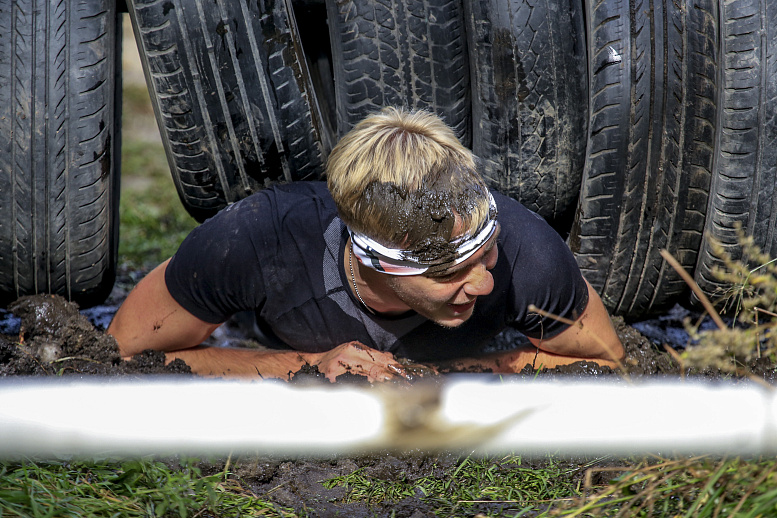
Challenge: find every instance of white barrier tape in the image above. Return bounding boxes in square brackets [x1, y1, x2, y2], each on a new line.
[0, 377, 773, 457]
[0, 379, 383, 457]
[441, 381, 773, 455]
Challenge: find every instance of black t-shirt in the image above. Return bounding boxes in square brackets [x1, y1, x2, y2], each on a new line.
[165, 182, 588, 361]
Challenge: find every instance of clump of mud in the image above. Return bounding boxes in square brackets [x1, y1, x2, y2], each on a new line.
[0, 294, 190, 377]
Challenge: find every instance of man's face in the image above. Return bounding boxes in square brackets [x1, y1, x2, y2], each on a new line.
[386, 225, 500, 328]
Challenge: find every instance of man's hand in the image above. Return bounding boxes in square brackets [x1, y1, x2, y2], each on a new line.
[307, 341, 429, 383]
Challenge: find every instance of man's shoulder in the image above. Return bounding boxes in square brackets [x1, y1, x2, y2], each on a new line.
[183, 181, 338, 253]
[235, 181, 333, 210]
[491, 189, 578, 277]
[212, 181, 335, 224]
[491, 190, 548, 227]
[488, 191, 587, 339]
[492, 191, 561, 252]
[268, 180, 333, 199]
[267, 181, 338, 229]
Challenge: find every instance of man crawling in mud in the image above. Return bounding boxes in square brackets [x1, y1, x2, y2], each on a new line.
[108, 107, 624, 382]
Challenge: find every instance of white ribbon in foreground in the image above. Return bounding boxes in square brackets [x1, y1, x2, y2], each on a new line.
[0, 377, 772, 457]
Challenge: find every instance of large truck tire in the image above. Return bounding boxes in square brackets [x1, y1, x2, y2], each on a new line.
[569, 0, 719, 318]
[325, 0, 471, 145]
[0, 0, 121, 308]
[465, 0, 587, 227]
[693, 0, 777, 307]
[128, 0, 334, 223]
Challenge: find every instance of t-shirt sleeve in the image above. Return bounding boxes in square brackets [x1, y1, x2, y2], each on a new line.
[500, 201, 589, 339]
[165, 197, 269, 324]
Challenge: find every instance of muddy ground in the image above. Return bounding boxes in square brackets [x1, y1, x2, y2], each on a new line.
[1, 266, 773, 517]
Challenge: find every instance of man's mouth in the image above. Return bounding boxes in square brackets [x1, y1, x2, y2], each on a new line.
[447, 299, 476, 314]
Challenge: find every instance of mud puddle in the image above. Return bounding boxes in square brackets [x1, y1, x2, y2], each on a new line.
[1, 267, 774, 517]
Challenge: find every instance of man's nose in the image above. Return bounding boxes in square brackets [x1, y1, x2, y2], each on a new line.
[463, 264, 494, 297]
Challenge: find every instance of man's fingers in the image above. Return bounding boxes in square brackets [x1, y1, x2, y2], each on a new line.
[315, 342, 427, 383]
[386, 363, 411, 380]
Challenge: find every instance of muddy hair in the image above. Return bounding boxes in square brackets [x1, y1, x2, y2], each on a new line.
[327, 107, 492, 265]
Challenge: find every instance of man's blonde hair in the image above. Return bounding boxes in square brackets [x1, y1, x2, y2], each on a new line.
[327, 107, 492, 263]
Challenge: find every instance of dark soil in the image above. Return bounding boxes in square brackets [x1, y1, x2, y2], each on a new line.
[0, 294, 190, 378]
[1, 268, 773, 517]
[223, 454, 446, 518]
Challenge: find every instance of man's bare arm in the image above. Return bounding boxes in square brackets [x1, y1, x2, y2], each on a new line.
[438, 343, 621, 374]
[107, 259, 222, 357]
[438, 279, 624, 373]
[107, 263, 413, 382]
[526, 279, 624, 363]
[106, 259, 305, 377]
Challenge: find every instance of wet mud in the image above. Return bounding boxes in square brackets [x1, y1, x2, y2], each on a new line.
[0, 285, 190, 378]
[1, 269, 773, 517]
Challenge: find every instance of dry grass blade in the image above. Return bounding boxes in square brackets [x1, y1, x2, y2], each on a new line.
[527, 304, 630, 380]
[660, 249, 726, 330]
[755, 307, 777, 319]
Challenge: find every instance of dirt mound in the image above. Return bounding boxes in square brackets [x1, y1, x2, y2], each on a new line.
[518, 316, 680, 379]
[0, 294, 190, 377]
[522, 316, 777, 383]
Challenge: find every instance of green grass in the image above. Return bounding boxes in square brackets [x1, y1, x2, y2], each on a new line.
[323, 454, 587, 516]
[0, 455, 595, 518]
[119, 139, 197, 269]
[4, 455, 777, 517]
[119, 84, 197, 270]
[122, 83, 157, 118]
[319, 455, 777, 517]
[0, 458, 296, 518]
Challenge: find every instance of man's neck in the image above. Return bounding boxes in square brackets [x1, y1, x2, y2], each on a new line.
[345, 240, 410, 315]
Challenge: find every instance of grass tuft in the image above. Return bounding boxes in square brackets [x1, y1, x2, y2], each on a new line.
[679, 227, 777, 375]
[323, 454, 587, 516]
[0, 458, 297, 518]
[553, 456, 777, 517]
